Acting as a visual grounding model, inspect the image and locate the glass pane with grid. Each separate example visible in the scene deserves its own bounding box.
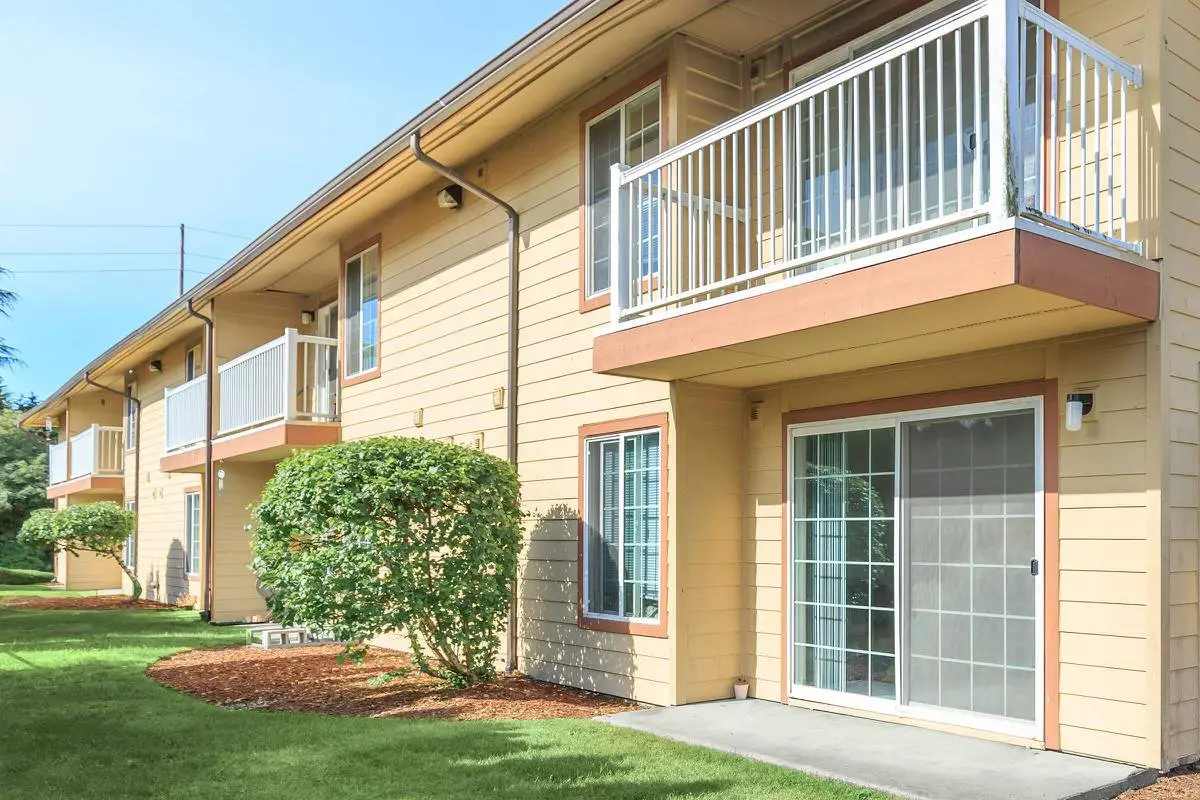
[186,493,201,575]
[586,439,621,615]
[344,256,363,375]
[360,247,380,372]
[588,112,621,295]
[622,432,660,619]
[793,427,896,698]
[905,409,1036,722]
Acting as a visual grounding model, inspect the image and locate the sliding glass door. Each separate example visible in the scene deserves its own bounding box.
[789,399,1041,735]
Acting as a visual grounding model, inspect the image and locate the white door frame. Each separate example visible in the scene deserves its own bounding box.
[785,395,1045,741]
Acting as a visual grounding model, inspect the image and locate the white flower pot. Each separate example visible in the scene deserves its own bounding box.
[733,682,749,701]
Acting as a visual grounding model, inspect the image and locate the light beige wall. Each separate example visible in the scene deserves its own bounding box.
[672,382,745,703]
[65,390,122,435]
[743,332,1158,766]
[211,460,273,623]
[1160,0,1200,768]
[54,492,125,590]
[213,293,311,364]
[334,49,677,704]
[129,336,204,605]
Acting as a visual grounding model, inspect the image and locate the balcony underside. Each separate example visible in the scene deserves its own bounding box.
[46,475,124,501]
[593,226,1159,387]
[160,421,340,473]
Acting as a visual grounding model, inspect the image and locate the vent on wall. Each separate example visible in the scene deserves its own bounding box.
[749,401,764,425]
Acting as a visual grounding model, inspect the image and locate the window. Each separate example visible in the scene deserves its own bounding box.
[123,500,136,567]
[582,423,663,625]
[344,243,381,378]
[184,346,200,382]
[123,384,137,448]
[584,83,662,298]
[185,492,201,575]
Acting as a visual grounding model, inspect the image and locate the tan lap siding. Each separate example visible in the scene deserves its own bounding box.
[211,461,273,623]
[744,334,1156,764]
[335,54,675,703]
[1164,0,1200,766]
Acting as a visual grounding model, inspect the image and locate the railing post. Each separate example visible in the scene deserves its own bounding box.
[90,423,100,474]
[987,0,1020,220]
[609,163,630,327]
[283,328,299,422]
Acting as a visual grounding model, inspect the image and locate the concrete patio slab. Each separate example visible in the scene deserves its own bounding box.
[601,700,1155,800]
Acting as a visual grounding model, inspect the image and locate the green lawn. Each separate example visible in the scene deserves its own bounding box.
[0,586,889,800]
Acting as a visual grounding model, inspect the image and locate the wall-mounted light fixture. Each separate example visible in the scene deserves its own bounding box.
[1065,392,1094,432]
[148,359,163,373]
[301,310,315,325]
[43,416,53,432]
[436,184,463,210]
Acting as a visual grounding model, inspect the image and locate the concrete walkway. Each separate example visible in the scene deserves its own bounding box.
[602,700,1155,800]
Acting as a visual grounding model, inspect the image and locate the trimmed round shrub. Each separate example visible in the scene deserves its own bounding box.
[252,437,523,686]
[19,502,139,598]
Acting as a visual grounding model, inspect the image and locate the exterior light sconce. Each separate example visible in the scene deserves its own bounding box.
[1065,392,1094,432]
[148,359,163,373]
[436,184,463,210]
[301,310,315,325]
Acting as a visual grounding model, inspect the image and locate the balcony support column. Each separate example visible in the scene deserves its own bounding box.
[987,0,1022,219]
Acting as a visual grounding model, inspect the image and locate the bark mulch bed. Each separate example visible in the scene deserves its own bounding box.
[147,644,640,721]
[2,595,181,611]
[1121,765,1200,799]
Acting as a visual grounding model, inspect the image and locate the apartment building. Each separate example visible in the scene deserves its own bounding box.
[24,0,1200,771]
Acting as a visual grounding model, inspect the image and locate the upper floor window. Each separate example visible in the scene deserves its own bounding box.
[344,243,381,379]
[581,422,664,627]
[585,83,662,298]
[123,384,137,448]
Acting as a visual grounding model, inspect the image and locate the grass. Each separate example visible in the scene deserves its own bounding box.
[0,567,54,584]
[0,586,890,800]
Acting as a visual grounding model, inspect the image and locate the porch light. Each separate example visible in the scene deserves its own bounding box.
[436,184,463,210]
[1065,393,1094,432]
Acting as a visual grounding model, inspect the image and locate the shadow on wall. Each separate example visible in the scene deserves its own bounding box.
[166,539,188,603]
[518,504,641,701]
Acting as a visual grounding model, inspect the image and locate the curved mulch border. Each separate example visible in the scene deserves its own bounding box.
[147,644,640,721]
[1120,765,1200,799]
[2,595,182,611]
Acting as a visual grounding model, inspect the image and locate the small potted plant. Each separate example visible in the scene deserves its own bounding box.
[733,676,749,701]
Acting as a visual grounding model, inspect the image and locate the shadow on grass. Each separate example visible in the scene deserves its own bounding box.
[0,608,751,800]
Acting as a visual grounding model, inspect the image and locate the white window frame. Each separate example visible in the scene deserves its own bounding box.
[343,244,381,378]
[185,491,201,576]
[584,82,663,299]
[123,384,137,449]
[785,395,1044,741]
[581,426,663,623]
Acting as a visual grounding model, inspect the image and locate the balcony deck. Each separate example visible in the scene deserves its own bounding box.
[47,425,125,499]
[160,329,339,472]
[593,0,1157,384]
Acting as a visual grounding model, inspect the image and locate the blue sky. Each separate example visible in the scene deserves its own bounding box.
[0,0,562,400]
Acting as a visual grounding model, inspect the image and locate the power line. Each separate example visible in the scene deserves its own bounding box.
[186,226,250,240]
[0,250,180,257]
[5,267,209,275]
[182,251,228,261]
[0,223,175,230]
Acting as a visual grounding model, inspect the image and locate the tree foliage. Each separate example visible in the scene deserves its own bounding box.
[252,438,523,686]
[0,408,50,569]
[19,502,140,599]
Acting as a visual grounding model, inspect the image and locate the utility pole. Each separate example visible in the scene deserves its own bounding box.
[178,223,185,296]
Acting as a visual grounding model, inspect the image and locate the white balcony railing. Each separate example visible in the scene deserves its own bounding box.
[48,424,124,485]
[48,441,68,485]
[609,0,1142,324]
[164,374,207,453]
[218,329,339,436]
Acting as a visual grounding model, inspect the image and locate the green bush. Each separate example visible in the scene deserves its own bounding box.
[0,537,49,571]
[253,437,523,686]
[0,567,54,585]
[19,503,140,598]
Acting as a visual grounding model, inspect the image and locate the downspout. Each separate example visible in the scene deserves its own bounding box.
[83,371,140,570]
[186,299,216,621]
[409,130,521,673]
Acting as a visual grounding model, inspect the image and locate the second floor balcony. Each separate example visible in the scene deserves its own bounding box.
[47,424,125,499]
[593,0,1159,385]
[161,328,341,471]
